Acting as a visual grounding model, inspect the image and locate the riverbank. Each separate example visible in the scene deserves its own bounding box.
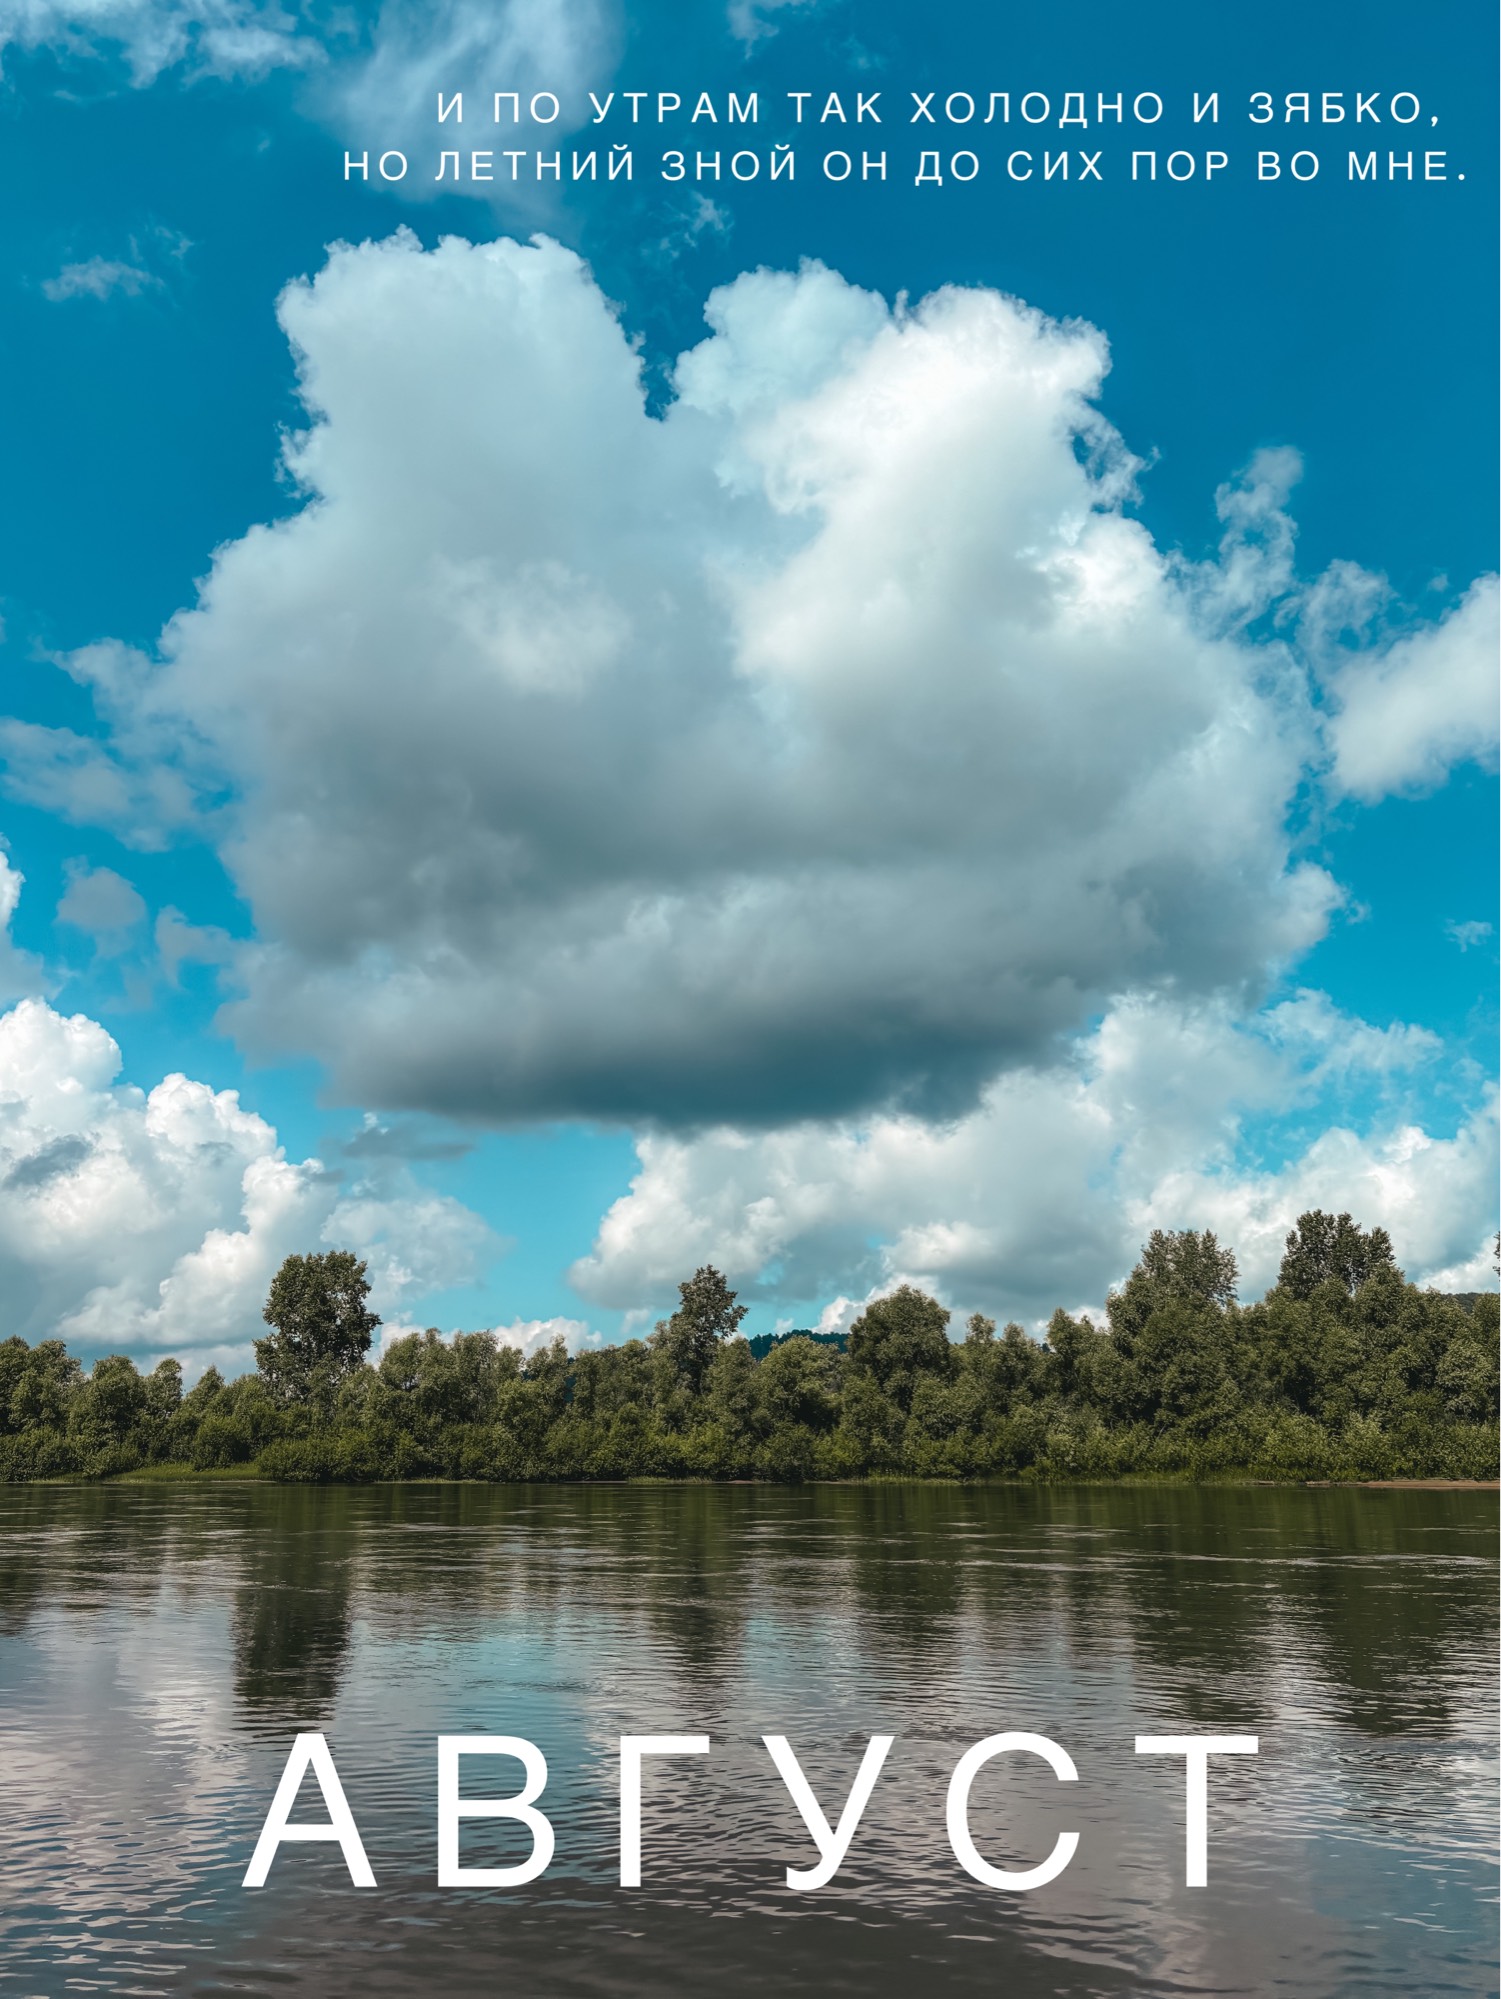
[34,1466,1501,1490]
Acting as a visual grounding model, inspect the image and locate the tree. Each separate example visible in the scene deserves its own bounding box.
[256,1251,380,1405]
[649,1266,747,1396]
[1108,1229,1238,1348]
[69,1355,146,1455]
[847,1285,953,1411]
[756,1335,840,1433]
[1277,1211,1396,1300]
[1045,1308,1104,1401]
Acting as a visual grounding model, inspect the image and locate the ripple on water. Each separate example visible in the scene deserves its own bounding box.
[0,1481,1493,1998]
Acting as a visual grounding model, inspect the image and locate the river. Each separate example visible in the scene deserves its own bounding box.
[0,1481,1493,1996]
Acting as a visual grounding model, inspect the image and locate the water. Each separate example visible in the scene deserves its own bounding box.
[0,1481,1493,1998]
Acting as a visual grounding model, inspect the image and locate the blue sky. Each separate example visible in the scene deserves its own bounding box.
[0,0,1494,1371]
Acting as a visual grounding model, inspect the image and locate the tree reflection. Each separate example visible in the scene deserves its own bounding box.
[232,1486,356,1727]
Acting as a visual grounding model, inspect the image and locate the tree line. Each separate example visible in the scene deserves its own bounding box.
[0,1213,1494,1484]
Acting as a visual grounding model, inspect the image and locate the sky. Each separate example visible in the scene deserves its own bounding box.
[0,0,1494,1377]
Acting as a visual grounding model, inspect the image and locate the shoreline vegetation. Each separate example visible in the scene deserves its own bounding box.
[2,1213,1495,1487]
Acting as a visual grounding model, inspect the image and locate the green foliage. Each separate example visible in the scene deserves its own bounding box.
[649,1265,748,1403]
[0,1227,1495,1485]
[745,1328,845,1361]
[848,1284,954,1411]
[254,1251,380,1410]
[1278,1209,1397,1300]
[1108,1228,1239,1341]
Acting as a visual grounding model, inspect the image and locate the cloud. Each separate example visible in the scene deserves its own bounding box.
[726,0,821,49]
[1141,1099,1498,1310]
[56,860,147,952]
[372,1311,602,1363]
[1420,1236,1500,1295]
[316,0,618,168]
[44,235,1390,1129]
[41,256,159,302]
[1445,918,1494,953]
[0,848,47,1001]
[316,1185,492,1306]
[1322,574,1499,800]
[154,906,237,986]
[1181,454,1499,804]
[0,0,320,85]
[1191,444,1304,631]
[341,1112,474,1163]
[40,226,191,304]
[0,992,496,1376]
[0,0,618,178]
[489,1313,603,1357]
[648,193,732,269]
[0,714,194,851]
[569,990,1495,1325]
[0,0,639,244]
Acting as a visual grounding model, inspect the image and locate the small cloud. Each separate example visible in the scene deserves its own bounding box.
[648,193,731,267]
[1445,918,1495,953]
[42,256,160,302]
[490,1315,604,1358]
[155,906,237,987]
[341,1112,474,1164]
[0,717,191,851]
[40,227,190,304]
[56,860,146,952]
[727,0,821,48]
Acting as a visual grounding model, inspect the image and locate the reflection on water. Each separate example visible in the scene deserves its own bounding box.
[231,1493,355,1723]
[0,1482,1493,1997]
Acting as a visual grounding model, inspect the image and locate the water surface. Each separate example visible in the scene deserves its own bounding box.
[0,1481,1493,1997]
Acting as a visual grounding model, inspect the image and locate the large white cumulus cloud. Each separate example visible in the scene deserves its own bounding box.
[27,232,1361,1126]
[571,991,1497,1326]
[0,996,494,1375]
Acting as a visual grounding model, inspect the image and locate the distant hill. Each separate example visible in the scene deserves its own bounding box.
[746,1328,849,1360]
